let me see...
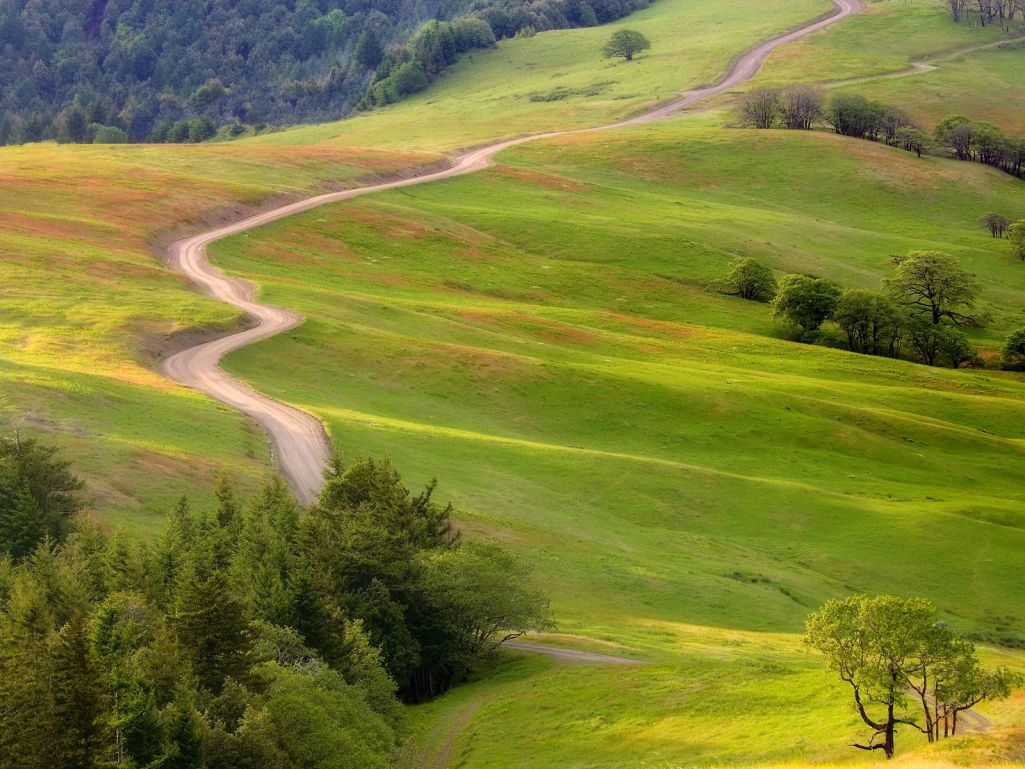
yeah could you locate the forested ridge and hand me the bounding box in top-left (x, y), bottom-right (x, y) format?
top-left (0, 0), bottom-right (650, 145)
top-left (0, 438), bottom-right (550, 768)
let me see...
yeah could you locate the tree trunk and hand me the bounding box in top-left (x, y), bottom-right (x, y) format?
top-left (884, 703), bottom-right (896, 758)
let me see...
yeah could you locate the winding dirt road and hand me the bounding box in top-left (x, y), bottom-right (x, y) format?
top-left (160, 0), bottom-right (863, 503)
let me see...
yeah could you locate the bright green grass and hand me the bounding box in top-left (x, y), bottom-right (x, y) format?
top-left (0, 142), bottom-right (432, 529)
top-left (833, 41), bottom-right (1025, 135)
top-left (755, 0), bottom-right (1016, 86)
top-left (4, 0), bottom-right (1025, 762)
top-left (242, 0), bottom-right (829, 153)
top-left (210, 122), bottom-right (1025, 765)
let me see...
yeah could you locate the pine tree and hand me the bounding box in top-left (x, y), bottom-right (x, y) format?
top-left (149, 496), bottom-right (196, 607)
top-left (214, 472), bottom-right (240, 532)
top-left (158, 688), bottom-right (204, 769)
top-left (60, 104), bottom-right (90, 143)
top-left (354, 29), bottom-right (383, 70)
top-left (232, 477), bottom-right (300, 624)
top-left (0, 623), bottom-right (57, 768)
top-left (0, 481), bottom-right (46, 560)
top-left (105, 532), bottom-right (144, 593)
top-left (51, 616), bottom-right (108, 769)
top-left (172, 558), bottom-right (252, 693)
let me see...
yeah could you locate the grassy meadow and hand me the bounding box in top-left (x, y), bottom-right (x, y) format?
top-left (0, 142), bottom-right (435, 530)
top-left (2, 0), bottom-right (1025, 764)
top-left (209, 122), bottom-right (1025, 765)
top-left (751, 0), bottom-right (1025, 134)
top-left (834, 40), bottom-right (1025, 135)
top-left (755, 0), bottom-right (1016, 85)
top-left (241, 0), bottom-right (829, 152)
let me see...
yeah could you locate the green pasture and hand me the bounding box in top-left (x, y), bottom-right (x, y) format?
top-left (210, 122), bottom-right (1025, 765)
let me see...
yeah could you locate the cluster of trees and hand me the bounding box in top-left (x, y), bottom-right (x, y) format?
top-left (981, 213), bottom-right (1025, 262)
top-left (0, 0), bottom-right (653, 144)
top-left (738, 89), bottom-right (931, 157)
top-left (359, 18), bottom-right (496, 107)
top-left (807, 595), bottom-right (1020, 759)
top-left (945, 0), bottom-right (1025, 28)
top-left (723, 251), bottom-right (993, 368)
top-left (739, 88), bottom-right (1025, 179)
top-left (935, 116), bottom-right (1025, 179)
top-left (0, 439), bottom-right (550, 768)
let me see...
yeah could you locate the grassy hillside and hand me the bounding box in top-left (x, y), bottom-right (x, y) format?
top-left (753, 0), bottom-right (1025, 134)
top-left (756, 0), bottom-right (1015, 85)
top-left (0, 0), bottom-right (835, 528)
top-left (243, 0), bottom-right (829, 152)
top-left (208, 121), bottom-right (1025, 765)
top-left (834, 41), bottom-right (1025, 135)
top-left (3, 0), bottom-right (1025, 765)
top-left (0, 142), bottom-right (435, 530)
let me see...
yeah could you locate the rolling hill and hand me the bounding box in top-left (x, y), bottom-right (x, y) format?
top-left (2, 0), bottom-right (1025, 765)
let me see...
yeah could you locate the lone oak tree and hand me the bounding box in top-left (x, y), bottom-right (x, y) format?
top-left (806, 595), bottom-right (1018, 759)
top-left (886, 251), bottom-right (979, 326)
top-left (722, 257), bottom-right (777, 301)
top-left (602, 29), bottom-right (650, 61)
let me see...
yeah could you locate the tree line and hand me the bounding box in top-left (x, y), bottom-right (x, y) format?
top-left (722, 251), bottom-right (1025, 370)
top-left (0, 0), bottom-right (653, 146)
top-left (945, 0), bottom-right (1025, 27)
top-left (0, 437), bottom-right (550, 768)
top-left (807, 595), bottom-right (1019, 759)
top-left (738, 87), bottom-right (1025, 180)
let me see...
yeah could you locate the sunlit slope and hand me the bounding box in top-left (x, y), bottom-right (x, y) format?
top-left (242, 0), bottom-right (829, 152)
top-left (756, 0), bottom-right (1014, 85)
top-left (834, 41), bottom-right (1025, 135)
top-left (750, 0), bottom-right (1025, 134)
top-left (403, 641), bottom-right (1025, 768)
top-left (0, 142), bottom-right (433, 529)
top-left (213, 122), bottom-right (1025, 636)
top-left (210, 120), bottom-right (1025, 766)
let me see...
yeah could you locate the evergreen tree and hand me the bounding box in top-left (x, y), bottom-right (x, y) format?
top-left (214, 472), bottom-right (240, 531)
top-left (51, 616), bottom-right (108, 769)
top-left (172, 558), bottom-right (252, 693)
top-left (0, 436), bottom-right (83, 549)
top-left (60, 104), bottom-right (90, 143)
top-left (354, 29), bottom-right (384, 70)
top-left (0, 481), bottom-right (46, 560)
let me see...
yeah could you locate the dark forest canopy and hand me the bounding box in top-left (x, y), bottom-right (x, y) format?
top-left (0, 439), bottom-right (551, 768)
top-left (0, 0), bottom-right (651, 145)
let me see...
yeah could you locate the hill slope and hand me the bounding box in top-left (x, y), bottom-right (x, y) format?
top-left (210, 120), bottom-right (1025, 766)
top-left (3, 0), bottom-right (1025, 765)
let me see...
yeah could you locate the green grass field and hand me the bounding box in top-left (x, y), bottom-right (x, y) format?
top-left (208, 121), bottom-right (1025, 765)
top-left (756, 0), bottom-right (1015, 86)
top-left (833, 41), bottom-right (1025, 135)
top-left (242, 0), bottom-right (829, 152)
top-left (751, 0), bottom-right (1025, 134)
top-left (0, 142), bottom-right (435, 530)
top-left (3, 0), bottom-right (1025, 764)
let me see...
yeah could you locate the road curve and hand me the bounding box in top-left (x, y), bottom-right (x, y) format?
top-left (160, 0), bottom-right (863, 503)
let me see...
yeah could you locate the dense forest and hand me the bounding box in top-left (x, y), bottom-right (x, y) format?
top-left (0, 0), bottom-right (651, 145)
top-left (0, 437), bottom-right (550, 768)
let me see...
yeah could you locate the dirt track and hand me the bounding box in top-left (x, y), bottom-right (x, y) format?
top-left (160, 0), bottom-right (864, 503)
